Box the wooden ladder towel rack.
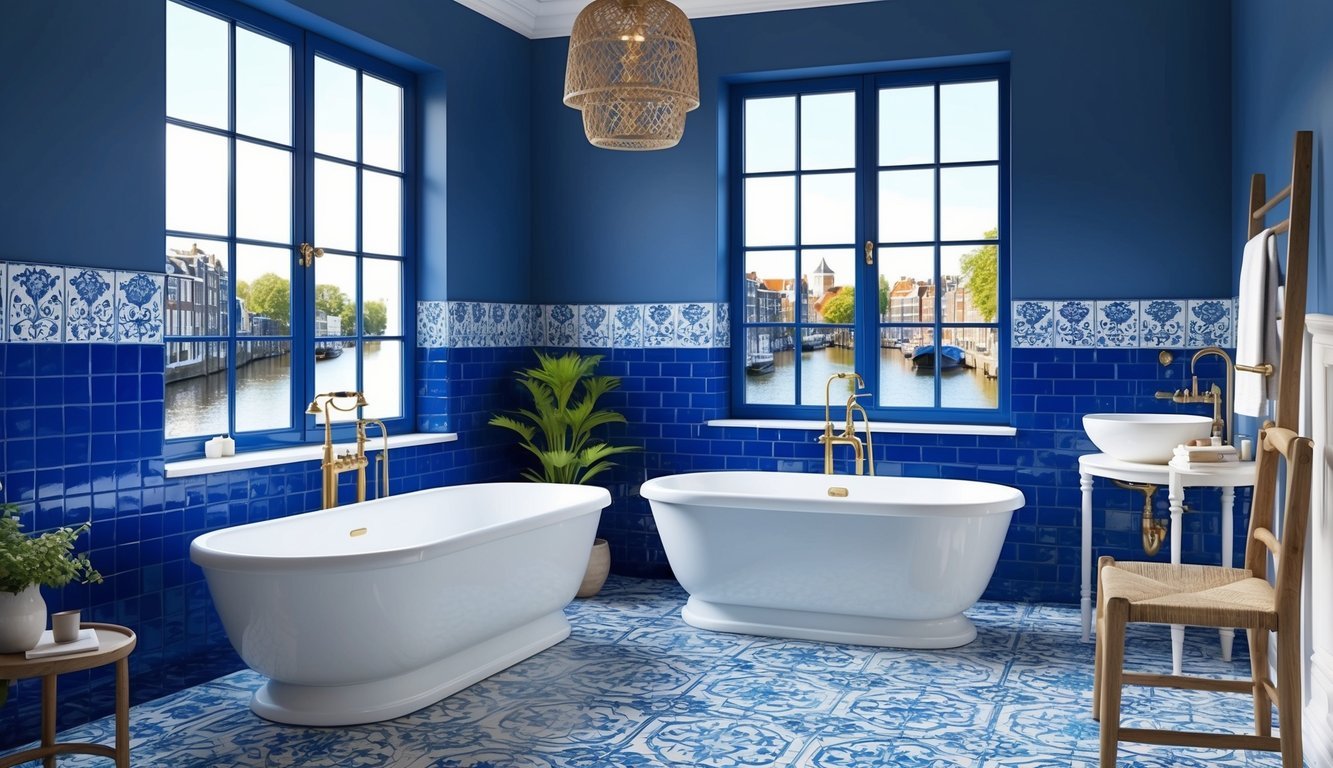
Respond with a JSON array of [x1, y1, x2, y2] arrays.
[[1245, 130, 1313, 431]]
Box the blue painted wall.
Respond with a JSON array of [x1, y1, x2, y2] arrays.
[[530, 0, 1233, 304], [0, 2, 164, 273], [1232, 0, 1332, 315], [0, 0, 532, 303]]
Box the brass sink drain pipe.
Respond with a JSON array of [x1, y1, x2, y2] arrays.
[[1112, 480, 1168, 556]]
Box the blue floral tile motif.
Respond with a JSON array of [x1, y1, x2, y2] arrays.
[[644, 303, 678, 347], [447, 301, 472, 347], [1011, 301, 1053, 347], [1094, 300, 1139, 348], [65, 267, 117, 343], [468, 302, 488, 348], [546, 304, 577, 347], [115, 271, 163, 343], [713, 303, 731, 348], [1188, 299, 1234, 348], [8, 263, 64, 342], [521, 304, 542, 347], [1140, 299, 1186, 348], [676, 303, 713, 347], [612, 304, 644, 348], [503, 303, 525, 347], [0, 262, 6, 342], [483, 302, 508, 347], [1054, 300, 1095, 347], [416, 301, 448, 347], [578, 304, 611, 348]]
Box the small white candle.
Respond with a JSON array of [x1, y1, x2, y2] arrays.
[[1240, 438, 1253, 461]]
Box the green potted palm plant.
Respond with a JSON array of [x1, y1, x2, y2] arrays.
[[0, 503, 102, 662], [490, 351, 637, 597]]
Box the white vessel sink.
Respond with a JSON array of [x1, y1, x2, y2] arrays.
[[1082, 413, 1213, 464]]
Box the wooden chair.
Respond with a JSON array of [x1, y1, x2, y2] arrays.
[[1093, 425, 1314, 767]]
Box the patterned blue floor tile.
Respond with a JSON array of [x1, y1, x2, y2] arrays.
[[0, 575, 1301, 767]]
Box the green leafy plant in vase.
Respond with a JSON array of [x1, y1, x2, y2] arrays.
[[490, 351, 639, 484], [0, 502, 102, 704]]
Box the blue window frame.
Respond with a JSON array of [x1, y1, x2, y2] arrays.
[[164, 0, 415, 458], [729, 63, 1010, 424]]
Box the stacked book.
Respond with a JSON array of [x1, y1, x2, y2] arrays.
[[1169, 442, 1239, 471]]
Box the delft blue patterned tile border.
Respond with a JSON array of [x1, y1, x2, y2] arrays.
[[1014, 299, 1234, 349], [419, 301, 733, 349], [1, 259, 164, 344]]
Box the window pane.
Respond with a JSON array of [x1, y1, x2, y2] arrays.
[[166, 2, 228, 129], [236, 244, 291, 334], [363, 258, 402, 336], [940, 165, 998, 241], [744, 176, 795, 247], [798, 338, 856, 406], [315, 56, 357, 160], [313, 347, 360, 423], [879, 85, 934, 166], [315, 253, 357, 337], [941, 244, 998, 324], [235, 340, 293, 432], [315, 159, 357, 251], [362, 74, 403, 171], [743, 326, 794, 404], [236, 27, 291, 145], [940, 326, 998, 409], [802, 249, 854, 324], [166, 125, 229, 236], [878, 169, 934, 243], [362, 341, 402, 420], [165, 237, 229, 337], [800, 91, 854, 170], [166, 342, 229, 438], [236, 141, 291, 244], [362, 171, 402, 256], [745, 96, 795, 174], [878, 324, 934, 408], [800, 173, 854, 245], [744, 251, 795, 323], [878, 246, 934, 324], [940, 80, 998, 163]]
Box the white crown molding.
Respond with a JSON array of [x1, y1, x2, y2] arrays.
[[455, 0, 881, 39]]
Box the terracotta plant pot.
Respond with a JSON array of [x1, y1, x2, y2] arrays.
[[576, 539, 610, 598]]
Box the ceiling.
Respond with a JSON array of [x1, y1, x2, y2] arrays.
[[454, 0, 880, 39]]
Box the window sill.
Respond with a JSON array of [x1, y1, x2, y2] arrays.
[[164, 432, 458, 478], [705, 419, 1016, 437]]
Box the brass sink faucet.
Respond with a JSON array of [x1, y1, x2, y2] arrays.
[[1154, 346, 1235, 444], [307, 391, 391, 509], [818, 372, 875, 476]]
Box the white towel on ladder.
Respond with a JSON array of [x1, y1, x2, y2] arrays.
[[1235, 228, 1282, 418]]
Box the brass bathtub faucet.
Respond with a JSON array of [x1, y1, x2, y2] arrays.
[[817, 373, 875, 476], [306, 391, 391, 510]]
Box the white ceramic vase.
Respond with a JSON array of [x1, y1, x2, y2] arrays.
[[576, 538, 611, 598], [0, 584, 46, 653]]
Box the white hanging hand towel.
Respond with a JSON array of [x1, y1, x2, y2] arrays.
[[1234, 228, 1281, 417]]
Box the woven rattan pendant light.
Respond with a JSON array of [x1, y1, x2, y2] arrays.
[[563, 0, 700, 151]]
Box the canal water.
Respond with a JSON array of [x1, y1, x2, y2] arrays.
[[745, 345, 998, 409]]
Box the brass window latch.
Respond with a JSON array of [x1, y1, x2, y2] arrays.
[[298, 242, 324, 267]]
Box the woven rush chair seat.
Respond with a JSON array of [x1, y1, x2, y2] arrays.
[[1092, 425, 1314, 768], [1097, 561, 1276, 631]]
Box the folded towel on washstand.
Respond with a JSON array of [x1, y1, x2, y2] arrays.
[[1234, 228, 1282, 418]]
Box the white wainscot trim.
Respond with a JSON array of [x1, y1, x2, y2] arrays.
[[164, 433, 458, 478], [1305, 313, 1333, 766], [706, 418, 1017, 437]]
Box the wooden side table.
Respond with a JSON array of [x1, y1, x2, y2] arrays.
[[0, 623, 136, 768]]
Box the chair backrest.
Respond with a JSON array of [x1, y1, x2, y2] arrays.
[[1244, 426, 1315, 619]]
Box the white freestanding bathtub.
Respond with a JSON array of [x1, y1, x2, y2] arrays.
[[641, 471, 1023, 649], [189, 482, 610, 726]]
